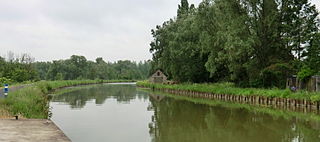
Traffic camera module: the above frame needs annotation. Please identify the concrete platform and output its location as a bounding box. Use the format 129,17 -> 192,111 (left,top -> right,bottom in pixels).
0,119 -> 71,142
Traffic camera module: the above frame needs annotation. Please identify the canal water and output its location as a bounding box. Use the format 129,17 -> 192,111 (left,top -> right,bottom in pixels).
50,83 -> 320,142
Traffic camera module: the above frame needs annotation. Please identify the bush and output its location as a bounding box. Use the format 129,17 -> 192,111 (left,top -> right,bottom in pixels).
0,77 -> 13,85
297,66 -> 316,81
259,63 -> 294,89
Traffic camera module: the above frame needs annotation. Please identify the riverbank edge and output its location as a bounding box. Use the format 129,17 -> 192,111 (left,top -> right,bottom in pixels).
0,80 -> 136,119
137,81 -> 320,112
138,88 -> 320,122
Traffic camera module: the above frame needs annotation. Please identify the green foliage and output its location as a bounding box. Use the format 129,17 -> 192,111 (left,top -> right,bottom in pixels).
150,0 -> 319,88
0,53 -> 38,83
137,81 -> 320,101
303,33 -> 320,74
0,77 -> 13,85
150,0 -> 211,82
281,0 -> 319,60
259,63 -> 294,88
35,55 -> 151,81
297,66 -> 317,80
1,52 -> 151,84
6,86 -> 48,118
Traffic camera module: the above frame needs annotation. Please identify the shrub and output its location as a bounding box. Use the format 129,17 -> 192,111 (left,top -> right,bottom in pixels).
0,77 -> 13,85
259,63 -> 294,89
297,66 -> 316,81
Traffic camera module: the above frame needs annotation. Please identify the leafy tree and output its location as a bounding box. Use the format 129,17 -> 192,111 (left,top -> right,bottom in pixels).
150,0 -> 211,82
305,33 -> 320,73
150,0 -> 319,88
0,53 -> 38,83
280,0 -> 319,60
35,55 -> 150,81
177,0 -> 191,19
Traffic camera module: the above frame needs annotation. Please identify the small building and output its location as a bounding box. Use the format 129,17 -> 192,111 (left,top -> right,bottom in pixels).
149,70 -> 167,84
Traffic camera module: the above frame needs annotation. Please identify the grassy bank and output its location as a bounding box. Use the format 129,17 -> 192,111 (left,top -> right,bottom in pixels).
137,81 -> 320,102
0,80 -> 134,118
139,88 -> 320,122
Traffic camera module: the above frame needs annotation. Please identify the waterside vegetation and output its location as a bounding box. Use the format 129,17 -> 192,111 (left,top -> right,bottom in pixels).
139,89 -> 320,122
137,81 -> 320,101
150,0 -> 320,88
0,80 -> 134,118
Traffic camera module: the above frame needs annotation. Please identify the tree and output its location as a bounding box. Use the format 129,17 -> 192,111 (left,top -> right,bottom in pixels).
150,0 -> 211,82
280,0 -> 319,60
303,33 -> 320,75
149,0 -> 319,88
177,0 -> 190,19
0,53 -> 38,82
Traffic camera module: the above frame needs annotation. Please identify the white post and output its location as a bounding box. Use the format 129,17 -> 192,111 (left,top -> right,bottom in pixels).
4,84 -> 9,97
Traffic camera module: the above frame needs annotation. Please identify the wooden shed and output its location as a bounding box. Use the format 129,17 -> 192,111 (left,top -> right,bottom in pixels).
149,70 -> 167,84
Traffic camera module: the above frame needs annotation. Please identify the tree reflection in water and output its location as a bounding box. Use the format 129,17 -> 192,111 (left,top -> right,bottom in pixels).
52,85 -> 320,142
51,84 -> 149,109
148,93 -> 320,142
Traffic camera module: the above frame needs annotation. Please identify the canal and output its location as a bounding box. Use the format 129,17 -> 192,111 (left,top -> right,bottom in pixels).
50,83 -> 320,142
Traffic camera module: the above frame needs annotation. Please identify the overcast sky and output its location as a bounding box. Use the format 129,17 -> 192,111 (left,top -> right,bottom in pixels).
0,0 -> 319,62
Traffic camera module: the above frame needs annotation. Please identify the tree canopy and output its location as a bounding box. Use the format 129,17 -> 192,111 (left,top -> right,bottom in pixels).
150,0 -> 319,88
0,53 -> 151,83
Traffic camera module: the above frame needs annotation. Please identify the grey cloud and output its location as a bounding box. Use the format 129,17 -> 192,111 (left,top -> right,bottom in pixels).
1,0 -> 203,61
0,0 -> 317,62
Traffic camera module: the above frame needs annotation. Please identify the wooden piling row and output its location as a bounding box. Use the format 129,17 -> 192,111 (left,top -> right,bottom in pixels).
146,87 -> 320,113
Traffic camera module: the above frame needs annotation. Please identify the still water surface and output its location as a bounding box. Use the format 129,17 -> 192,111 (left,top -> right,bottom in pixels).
50,83 -> 320,142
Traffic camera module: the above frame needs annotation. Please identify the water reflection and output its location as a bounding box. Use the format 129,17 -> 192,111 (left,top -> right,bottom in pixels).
52,84 -> 149,108
51,84 -> 152,142
147,93 -> 320,142
51,85 -> 320,142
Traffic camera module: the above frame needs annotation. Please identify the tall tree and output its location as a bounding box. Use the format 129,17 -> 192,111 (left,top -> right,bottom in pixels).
150,0 -> 319,88
280,0 -> 319,60
177,0 -> 190,18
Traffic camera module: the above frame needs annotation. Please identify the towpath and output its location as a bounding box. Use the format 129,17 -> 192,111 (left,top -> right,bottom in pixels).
0,84 -> 32,98
0,119 -> 71,142
0,84 -> 71,142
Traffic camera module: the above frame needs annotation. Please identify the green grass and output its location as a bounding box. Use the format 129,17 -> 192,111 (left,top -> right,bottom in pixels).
138,88 -> 320,122
137,81 -> 320,102
0,80 -> 135,118
3,86 -> 49,118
